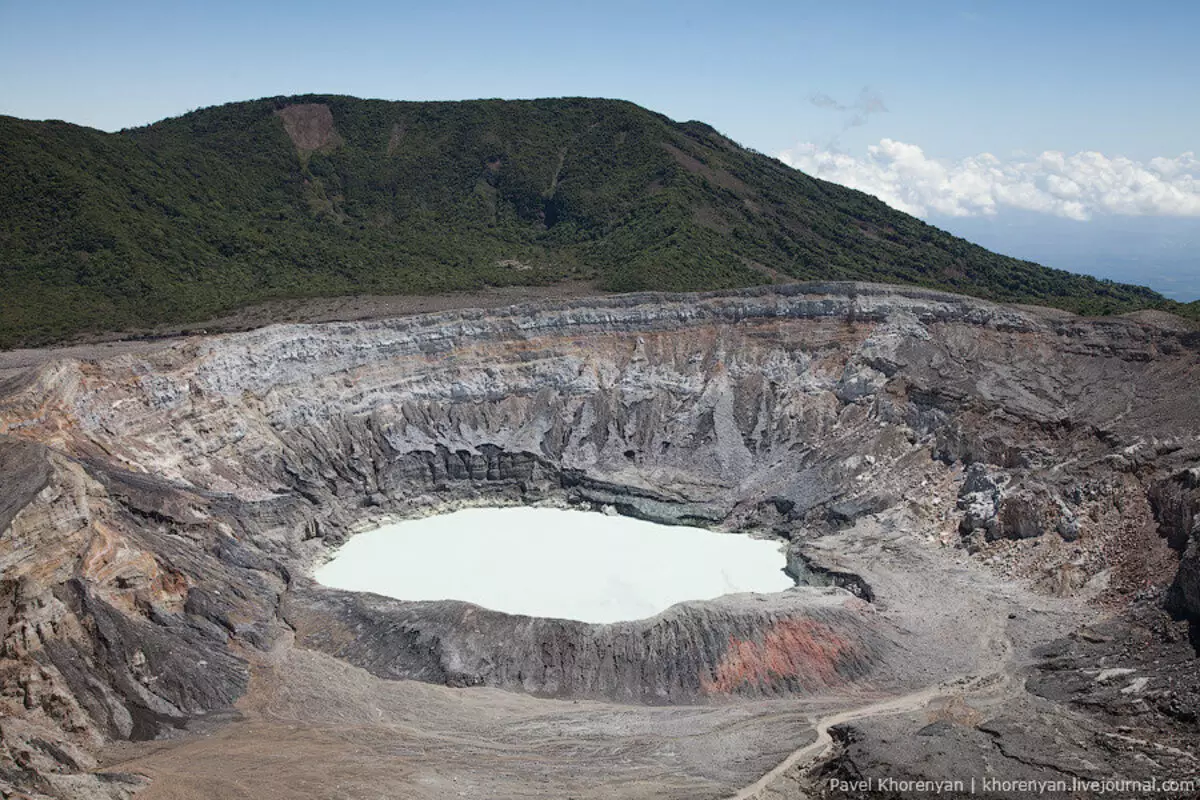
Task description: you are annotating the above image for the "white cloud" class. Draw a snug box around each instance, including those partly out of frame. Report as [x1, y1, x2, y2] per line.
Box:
[777, 140, 1200, 221]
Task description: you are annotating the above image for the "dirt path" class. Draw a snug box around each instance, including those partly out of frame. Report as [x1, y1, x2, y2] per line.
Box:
[724, 678, 982, 800]
[726, 609, 1017, 800]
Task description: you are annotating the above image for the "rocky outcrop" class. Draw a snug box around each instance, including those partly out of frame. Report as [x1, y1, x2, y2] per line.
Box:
[0, 439, 50, 536]
[0, 282, 1197, 796]
[284, 585, 883, 702]
[1150, 468, 1200, 618]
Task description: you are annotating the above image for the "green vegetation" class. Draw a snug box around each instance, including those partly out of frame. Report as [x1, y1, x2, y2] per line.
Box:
[0, 95, 1193, 348]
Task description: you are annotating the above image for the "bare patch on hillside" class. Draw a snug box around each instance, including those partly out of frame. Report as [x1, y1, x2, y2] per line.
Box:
[693, 205, 733, 233]
[740, 257, 786, 282]
[277, 104, 343, 154]
[663, 142, 752, 196]
[386, 122, 405, 155]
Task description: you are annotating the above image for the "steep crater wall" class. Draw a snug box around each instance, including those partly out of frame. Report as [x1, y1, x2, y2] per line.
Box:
[1, 282, 1198, 795]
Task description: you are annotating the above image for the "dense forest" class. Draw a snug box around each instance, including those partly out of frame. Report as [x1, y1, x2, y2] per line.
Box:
[1, 94, 1193, 347]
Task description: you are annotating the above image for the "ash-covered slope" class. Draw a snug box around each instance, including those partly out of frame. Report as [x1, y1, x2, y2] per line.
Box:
[0, 95, 1184, 348]
[0, 283, 1197, 798]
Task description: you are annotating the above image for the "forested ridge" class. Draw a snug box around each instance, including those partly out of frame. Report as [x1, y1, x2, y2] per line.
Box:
[1, 94, 1191, 347]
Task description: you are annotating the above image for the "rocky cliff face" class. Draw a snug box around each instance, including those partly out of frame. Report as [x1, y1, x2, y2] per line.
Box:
[0, 282, 1197, 798]
[283, 587, 883, 703]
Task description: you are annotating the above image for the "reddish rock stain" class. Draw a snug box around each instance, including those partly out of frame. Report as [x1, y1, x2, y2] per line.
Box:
[702, 618, 862, 695]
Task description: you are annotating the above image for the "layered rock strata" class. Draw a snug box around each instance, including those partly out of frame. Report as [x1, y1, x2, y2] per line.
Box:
[0, 282, 1197, 797]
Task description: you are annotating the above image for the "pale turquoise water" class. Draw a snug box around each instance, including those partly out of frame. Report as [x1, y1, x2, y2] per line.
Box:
[314, 507, 793, 624]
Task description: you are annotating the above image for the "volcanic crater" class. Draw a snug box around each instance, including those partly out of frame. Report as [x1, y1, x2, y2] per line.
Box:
[1, 282, 1198, 799]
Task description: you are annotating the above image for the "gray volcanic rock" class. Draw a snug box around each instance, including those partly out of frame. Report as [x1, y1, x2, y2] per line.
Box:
[0, 439, 50, 536]
[1174, 537, 1200, 620]
[0, 282, 1197, 798]
[284, 585, 884, 702]
[1149, 468, 1200, 618]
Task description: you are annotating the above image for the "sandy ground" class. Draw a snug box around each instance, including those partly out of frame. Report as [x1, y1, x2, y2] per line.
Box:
[101, 643, 823, 800]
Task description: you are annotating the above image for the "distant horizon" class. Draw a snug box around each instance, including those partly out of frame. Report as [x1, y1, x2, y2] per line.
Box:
[930, 212, 1200, 303]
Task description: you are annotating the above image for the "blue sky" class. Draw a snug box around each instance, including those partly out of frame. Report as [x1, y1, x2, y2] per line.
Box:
[2, 0, 1197, 297]
[2, 0, 1196, 156]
